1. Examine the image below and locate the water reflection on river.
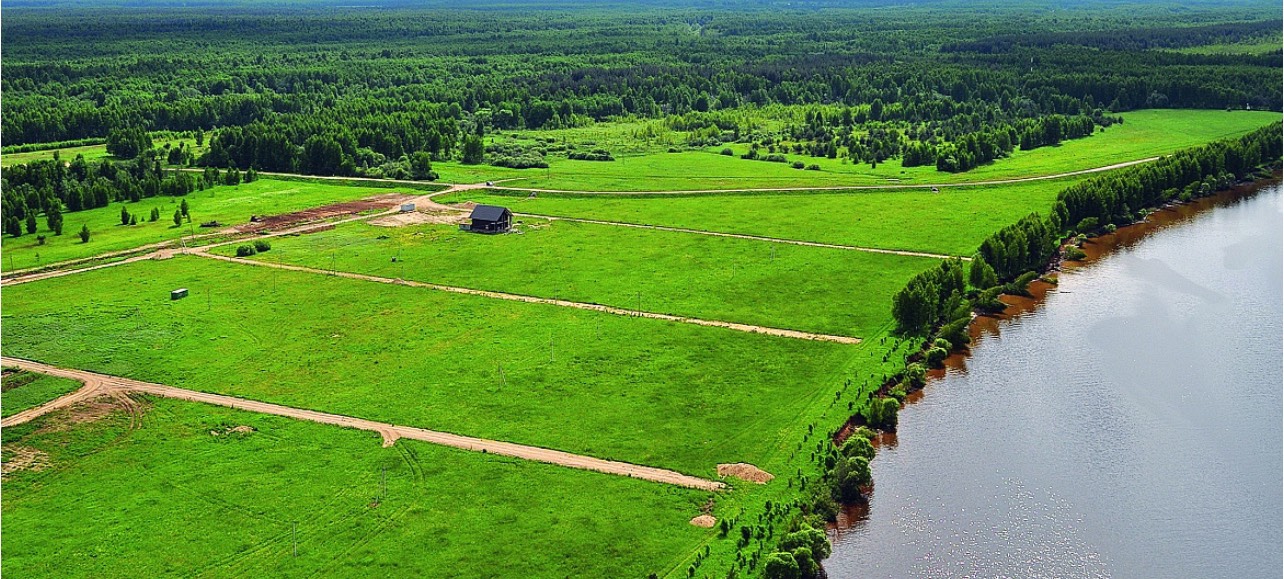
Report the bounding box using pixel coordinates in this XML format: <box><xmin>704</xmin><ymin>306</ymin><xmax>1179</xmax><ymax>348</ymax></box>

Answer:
<box><xmin>826</xmin><ymin>181</ymin><xmax>1283</xmax><ymax>579</ymax></box>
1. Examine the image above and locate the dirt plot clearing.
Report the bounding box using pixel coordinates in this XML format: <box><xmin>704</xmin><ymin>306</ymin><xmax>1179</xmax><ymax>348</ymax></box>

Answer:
<box><xmin>369</xmin><ymin>210</ymin><xmax>468</xmax><ymax>227</ymax></box>
<box><xmin>236</xmin><ymin>193</ymin><xmax>415</xmax><ymax>233</ymax></box>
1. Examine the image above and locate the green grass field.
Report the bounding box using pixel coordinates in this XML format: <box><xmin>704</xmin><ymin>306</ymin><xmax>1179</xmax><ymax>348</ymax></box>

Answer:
<box><xmin>432</xmin><ymin>110</ymin><xmax>1279</xmax><ymax>191</ymax></box>
<box><xmin>1</xmin><ymin>256</ymin><xmax>857</xmax><ymax>476</ymax></box>
<box><xmin>1</xmin><ymin>396</ymin><xmax>711</xmax><ymax>578</ymax></box>
<box><xmin>215</xmin><ymin>219</ymin><xmax>936</xmax><ymax>337</ymax></box>
<box><xmin>439</xmin><ymin>178</ymin><xmax>1076</xmax><ymax>257</ymax></box>
<box><xmin>1</xmin><ymin>178</ymin><xmax>413</xmax><ymax>272</ymax></box>
<box><xmin>1</xmin><ymin>370</ymin><xmax>82</xmax><ymax>418</ymax></box>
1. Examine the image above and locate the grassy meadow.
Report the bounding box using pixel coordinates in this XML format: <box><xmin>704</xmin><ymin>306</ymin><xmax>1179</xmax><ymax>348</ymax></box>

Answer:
<box><xmin>1</xmin><ymin>370</ymin><xmax>82</xmax><ymax>418</ymax></box>
<box><xmin>0</xmin><ymin>256</ymin><xmax>858</xmax><ymax>476</ymax></box>
<box><xmin>432</xmin><ymin>110</ymin><xmax>1279</xmax><ymax>191</ymax></box>
<box><xmin>215</xmin><ymin>219</ymin><xmax>938</xmax><ymax>337</ymax></box>
<box><xmin>0</xmin><ymin>178</ymin><xmax>413</xmax><ymax>272</ymax></box>
<box><xmin>440</xmin><ymin>178</ymin><xmax>1077</xmax><ymax>257</ymax></box>
<box><xmin>1</xmin><ymin>397</ymin><xmax>711</xmax><ymax>578</ymax></box>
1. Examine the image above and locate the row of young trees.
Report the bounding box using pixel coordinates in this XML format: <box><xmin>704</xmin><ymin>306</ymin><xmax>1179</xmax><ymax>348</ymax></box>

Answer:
<box><xmin>892</xmin><ymin>121</ymin><xmax>1283</xmax><ymax>335</ymax></box>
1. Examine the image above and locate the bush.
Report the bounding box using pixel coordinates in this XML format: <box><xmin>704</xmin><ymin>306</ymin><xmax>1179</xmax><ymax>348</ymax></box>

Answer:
<box><xmin>235</xmin><ymin>244</ymin><xmax>257</xmax><ymax>257</ymax></box>
<box><xmin>805</xmin><ymin>164</ymin><xmax>821</xmax><ymax>170</ymax></box>
<box><xmin>763</xmin><ymin>552</ymin><xmax>800</xmax><ymax>579</ymax></box>
<box><xmin>840</xmin><ymin>435</ymin><xmax>876</xmax><ymax>461</ymax></box>
<box><xmin>763</xmin><ymin>153</ymin><xmax>789</xmax><ymax>163</ymax></box>
<box><xmin>253</xmin><ymin>239</ymin><xmax>272</xmax><ymax>252</ymax></box>
<box><xmin>568</xmin><ymin>148</ymin><xmax>614</xmax><ymax>161</ymax></box>
<box><xmin>1062</xmin><ymin>246</ymin><xmax>1087</xmax><ymax>261</ymax></box>
<box><xmin>790</xmin><ymin>161</ymin><xmax>805</xmax><ymax>169</ymax></box>
<box><xmin>720</xmin><ymin>147</ymin><xmax>734</xmax><ymax>156</ymax></box>
<box><xmin>832</xmin><ymin>456</ymin><xmax>872</xmax><ymax>501</ymax></box>
<box><xmin>1075</xmin><ymin>216</ymin><xmax>1099</xmax><ymax>234</ymax></box>
<box><xmin>490</xmin><ymin>154</ymin><xmax>548</xmax><ymax>169</ymax></box>
<box><xmin>925</xmin><ymin>346</ymin><xmax>949</xmax><ymax>367</ymax></box>
<box><xmin>1104</xmin><ymin>223</ymin><xmax>1117</xmax><ymax>233</ymax></box>
<box><xmin>904</xmin><ymin>362</ymin><xmax>928</xmax><ymax>388</ymax></box>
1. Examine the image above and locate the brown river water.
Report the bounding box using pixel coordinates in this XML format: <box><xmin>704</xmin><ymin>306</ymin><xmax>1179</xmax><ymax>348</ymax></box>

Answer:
<box><xmin>826</xmin><ymin>179</ymin><xmax>1283</xmax><ymax>578</ymax></box>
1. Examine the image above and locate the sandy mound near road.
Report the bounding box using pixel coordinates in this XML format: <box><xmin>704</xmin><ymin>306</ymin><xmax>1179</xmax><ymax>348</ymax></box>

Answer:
<box><xmin>689</xmin><ymin>514</ymin><xmax>717</xmax><ymax>528</ymax></box>
<box><xmin>717</xmin><ymin>463</ymin><xmax>774</xmax><ymax>484</ymax></box>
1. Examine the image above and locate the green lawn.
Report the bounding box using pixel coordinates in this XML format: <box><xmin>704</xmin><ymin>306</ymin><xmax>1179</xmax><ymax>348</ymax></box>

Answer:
<box><xmin>1</xmin><ymin>396</ymin><xmax>711</xmax><ymax>578</ymax></box>
<box><xmin>1</xmin><ymin>256</ymin><xmax>856</xmax><ymax>476</ymax></box>
<box><xmin>216</xmin><ymin>219</ymin><xmax>935</xmax><ymax>337</ymax></box>
<box><xmin>434</xmin><ymin>110</ymin><xmax>1279</xmax><ymax>191</ymax></box>
<box><xmin>1</xmin><ymin>178</ymin><xmax>413</xmax><ymax>272</ymax></box>
<box><xmin>1</xmin><ymin>369</ymin><xmax>82</xmax><ymax>418</ymax></box>
<box><xmin>440</xmin><ymin>178</ymin><xmax>1077</xmax><ymax>257</ymax></box>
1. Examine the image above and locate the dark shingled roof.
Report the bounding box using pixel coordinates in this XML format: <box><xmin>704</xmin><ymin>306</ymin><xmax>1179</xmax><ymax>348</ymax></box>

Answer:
<box><xmin>470</xmin><ymin>204</ymin><xmax>511</xmax><ymax>222</ymax></box>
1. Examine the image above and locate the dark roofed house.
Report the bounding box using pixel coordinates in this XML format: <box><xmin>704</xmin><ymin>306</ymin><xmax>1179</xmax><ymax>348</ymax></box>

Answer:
<box><xmin>461</xmin><ymin>204</ymin><xmax>513</xmax><ymax>234</ymax></box>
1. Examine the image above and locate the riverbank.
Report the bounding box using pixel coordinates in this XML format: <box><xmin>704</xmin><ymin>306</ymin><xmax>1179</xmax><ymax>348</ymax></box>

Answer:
<box><xmin>824</xmin><ymin>172</ymin><xmax>1282</xmax><ymax>577</ymax></box>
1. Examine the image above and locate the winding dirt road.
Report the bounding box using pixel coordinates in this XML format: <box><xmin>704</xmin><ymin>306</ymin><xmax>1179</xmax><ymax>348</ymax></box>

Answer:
<box><xmin>0</xmin><ymin>357</ymin><xmax>725</xmax><ymax>491</ymax></box>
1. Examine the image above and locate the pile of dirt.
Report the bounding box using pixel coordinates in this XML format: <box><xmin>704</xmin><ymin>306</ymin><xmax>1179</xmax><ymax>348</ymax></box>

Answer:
<box><xmin>1</xmin><ymin>446</ymin><xmax>51</xmax><ymax>478</ymax></box>
<box><xmin>236</xmin><ymin>194</ymin><xmax>414</xmax><ymax>233</ymax></box>
<box><xmin>717</xmin><ymin>463</ymin><xmax>774</xmax><ymax>484</ymax></box>
<box><xmin>689</xmin><ymin>514</ymin><xmax>717</xmax><ymax>528</ymax></box>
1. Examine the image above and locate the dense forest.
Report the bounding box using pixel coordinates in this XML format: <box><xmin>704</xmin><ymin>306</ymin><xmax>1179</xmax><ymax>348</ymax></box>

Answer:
<box><xmin>2</xmin><ymin>1</ymin><xmax>1279</xmax><ymax>179</ymax></box>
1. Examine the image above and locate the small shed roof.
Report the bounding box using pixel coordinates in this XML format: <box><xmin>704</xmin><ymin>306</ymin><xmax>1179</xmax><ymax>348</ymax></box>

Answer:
<box><xmin>470</xmin><ymin>204</ymin><xmax>511</xmax><ymax>222</ymax></box>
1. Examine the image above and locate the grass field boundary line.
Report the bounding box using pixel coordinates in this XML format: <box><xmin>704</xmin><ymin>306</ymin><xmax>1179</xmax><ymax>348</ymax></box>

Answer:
<box><xmin>514</xmin><ymin>212</ymin><xmax>968</xmax><ymax>260</ymax></box>
<box><xmin>195</xmin><ymin>251</ymin><xmax>864</xmax><ymax>344</ymax></box>
<box><xmin>0</xmin><ymin>357</ymin><xmax>727</xmax><ymax>491</ymax></box>
<box><xmin>480</xmin><ymin>157</ymin><xmax>1160</xmax><ymax>195</ymax></box>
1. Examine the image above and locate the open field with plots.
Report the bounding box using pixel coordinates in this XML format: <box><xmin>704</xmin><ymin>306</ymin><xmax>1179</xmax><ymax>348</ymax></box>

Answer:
<box><xmin>0</xmin><ymin>369</ymin><xmax>82</xmax><ymax>418</ymax></box>
<box><xmin>0</xmin><ymin>179</ymin><xmax>419</xmax><ymax>272</ymax></box>
<box><xmin>214</xmin><ymin>218</ymin><xmax>938</xmax><ymax>337</ymax></box>
<box><xmin>431</xmin><ymin>110</ymin><xmax>1279</xmax><ymax>191</ymax></box>
<box><xmin>0</xmin><ymin>256</ymin><xmax>858</xmax><ymax>477</ymax></box>
<box><xmin>440</xmin><ymin>179</ymin><xmax>1077</xmax><ymax>257</ymax></box>
<box><xmin>1</xmin><ymin>396</ymin><xmax>711</xmax><ymax>578</ymax></box>
<box><xmin>4</xmin><ymin>2</ymin><xmax>1279</xmax><ymax>577</ymax></box>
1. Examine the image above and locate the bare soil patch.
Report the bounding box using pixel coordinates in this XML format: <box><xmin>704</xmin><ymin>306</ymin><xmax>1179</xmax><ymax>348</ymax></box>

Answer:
<box><xmin>236</xmin><ymin>194</ymin><xmax>414</xmax><ymax>233</ymax></box>
<box><xmin>35</xmin><ymin>395</ymin><xmax>132</xmax><ymax>433</ymax></box>
<box><xmin>369</xmin><ymin>211</ymin><xmax>467</xmax><ymax>227</ymax></box>
<box><xmin>210</xmin><ymin>425</ymin><xmax>257</xmax><ymax>437</ymax></box>
<box><xmin>1</xmin><ymin>446</ymin><xmax>51</xmax><ymax>478</ymax></box>
<box><xmin>689</xmin><ymin>514</ymin><xmax>717</xmax><ymax>528</ymax></box>
<box><xmin>717</xmin><ymin>463</ymin><xmax>774</xmax><ymax>484</ymax></box>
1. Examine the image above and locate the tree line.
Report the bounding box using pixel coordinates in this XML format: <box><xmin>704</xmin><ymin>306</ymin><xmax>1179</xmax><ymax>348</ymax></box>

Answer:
<box><xmin>892</xmin><ymin>121</ymin><xmax>1283</xmax><ymax>336</ymax></box>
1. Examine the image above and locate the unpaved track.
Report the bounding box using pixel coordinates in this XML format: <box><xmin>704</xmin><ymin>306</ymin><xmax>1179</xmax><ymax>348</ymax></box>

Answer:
<box><xmin>0</xmin><ymin>357</ymin><xmax>725</xmax><ymax>491</ymax></box>
<box><xmin>195</xmin><ymin>251</ymin><xmax>862</xmax><ymax>345</ymax></box>
<box><xmin>514</xmin><ymin>213</ymin><xmax>968</xmax><ymax>260</ymax></box>
<box><xmin>483</xmin><ymin>157</ymin><xmax>1160</xmax><ymax>196</ymax></box>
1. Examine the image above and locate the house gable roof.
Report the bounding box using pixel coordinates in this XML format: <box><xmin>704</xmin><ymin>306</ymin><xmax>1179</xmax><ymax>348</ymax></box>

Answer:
<box><xmin>470</xmin><ymin>204</ymin><xmax>511</xmax><ymax>222</ymax></box>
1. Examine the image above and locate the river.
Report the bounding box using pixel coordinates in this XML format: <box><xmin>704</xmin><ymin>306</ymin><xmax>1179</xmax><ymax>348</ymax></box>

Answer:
<box><xmin>826</xmin><ymin>180</ymin><xmax>1283</xmax><ymax>579</ymax></box>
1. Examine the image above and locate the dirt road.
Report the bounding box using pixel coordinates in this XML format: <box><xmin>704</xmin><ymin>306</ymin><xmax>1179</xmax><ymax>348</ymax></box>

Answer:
<box><xmin>0</xmin><ymin>357</ymin><xmax>725</xmax><ymax>491</ymax></box>
<box><xmin>515</xmin><ymin>213</ymin><xmax>968</xmax><ymax>260</ymax></box>
<box><xmin>196</xmin><ymin>251</ymin><xmax>863</xmax><ymax>344</ymax></box>
<box><xmin>481</xmin><ymin>157</ymin><xmax>1160</xmax><ymax>196</ymax></box>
